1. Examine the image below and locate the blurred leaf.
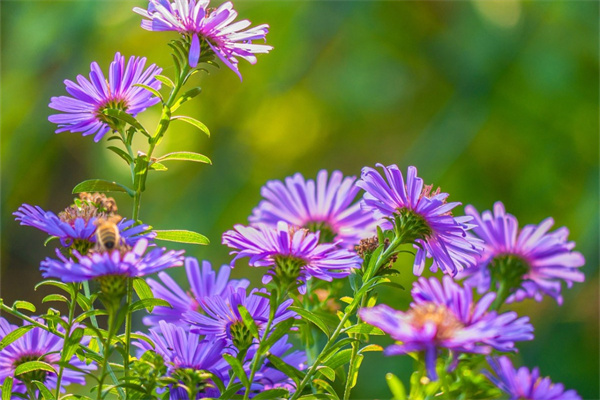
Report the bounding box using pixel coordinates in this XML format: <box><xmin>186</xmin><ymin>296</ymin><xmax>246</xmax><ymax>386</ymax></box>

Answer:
<box><xmin>154</xmin><ymin>230</ymin><xmax>209</xmax><ymax>245</ymax></box>
<box><xmin>266</xmin><ymin>354</ymin><xmax>304</xmax><ymax>385</ymax></box>
<box><xmin>107</xmin><ymin>146</ymin><xmax>133</xmax><ymax>164</ymax></box>
<box><xmin>133</xmin><ymin>83</ymin><xmax>163</xmax><ymax>100</ymax></box>
<box><xmin>42</xmin><ymin>294</ymin><xmax>68</xmax><ymax>304</ymax></box>
<box><xmin>149</xmin><ymin>162</ymin><xmax>168</xmax><ymax>171</ymax></box>
<box><xmin>386</xmin><ymin>373</ymin><xmax>407</xmax><ymax>400</ymax></box>
<box><xmin>72</xmin><ymin>179</ymin><xmax>134</xmax><ymax>197</ymax></box>
<box><xmin>343</xmin><ymin>324</ymin><xmax>385</xmax><ymax>336</ymax></box>
<box><xmin>170</xmin><ymin>116</ymin><xmax>210</xmax><ymax>137</ymax></box>
<box><xmin>317</xmin><ymin>365</ymin><xmax>336</xmax><ymax>382</ymax></box>
<box><xmin>102</xmin><ymin>109</ymin><xmax>148</xmax><ymax>136</ymax></box>
<box><xmin>289</xmin><ymin>306</ymin><xmax>330</xmax><ymax>338</ymax></box>
<box><xmin>1</xmin><ymin>376</ymin><xmax>12</xmax><ymax>400</ymax></box>
<box><xmin>252</xmin><ymin>388</ymin><xmax>289</xmax><ymax>400</ymax></box>
<box><xmin>32</xmin><ymin>381</ymin><xmax>54</xmax><ymax>400</ymax></box>
<box><xmin>155</xmin><ymin>75</ymin><xmax>174</xmax><ymax>88</ymax></box>
<box><xmin>313</xmin><ymin>379</ymin><xmax>340</xmax><ymax>399</ymax></box>
<box><xmin>157</xmin><ymin>151</ymin><xmax>211</xmax><ymax>164</ymax></box>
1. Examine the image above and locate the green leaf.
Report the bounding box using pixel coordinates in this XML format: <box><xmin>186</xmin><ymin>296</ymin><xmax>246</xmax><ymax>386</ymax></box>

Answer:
<box><xmin>157</xmin><ymin>151</ymin><xmax>211</xmax><ymax>164</ymax></box>
<box><xmin>153</xmin><ymin>230</ymin><xmax>209</xmax><ymax>245</ymax></box>
<box><xmin>107</xmin><ymin>146</ymin><xmax>133</xmax><ymax>164</ymax></box>
<box><xmin>343</xmin><ymin>324</ymin><xmax>385</xmax><ymax>336</ymax></box>
<box><xmin>63</xmin><ymin>328</ymin><xmax>85</xmax><ymax>361</ymax></box>
<box><xmin>266</xmin><ymin>354</ymin><xmax>304</xmax><ymax>385</ymax></box>
<box><xmin>15</xmin><ymin>361</ymin><xmax>56</xmax><ymax>376</ymax></box>
<box><xmin>323</xmin><ymin>349</ymin><xmax>353</xmax><ymax>370</ymax></box>
<box><xmin>74</xmin><ymin>309</ymin><xmax>107</xmax><ymax>324</ymax></box>
<box><xmin>13</xmin><ymin>300</ymin><xmax>36</xmax><ymax>313</ymax></box>
<box><xmin>386</xmin><ymin>373</ymin><xmax>408</xmax><ymax>400</ymax></box>
<box><xmin>155</xmin><ymin>75</ymin><xmax>175</xmax><ymax>88</ymax></box>
<box><xmin>43</xmin><ymin>236</ymin><xmax>59</xmax><ymax>246</ymax></box>
<box><xmin>346</xmin><ymin>354</ymin><xmax>363</xmax><ymax>391</ymax></box>
<box><xmin>133</xmin><ymin>278</ymin><xmax>154</xmax><ymax>301</ymax></box>
<box><xmin>313</xmin><ymin>379</ymin><xmax>340</xmax><ymax>399</ymax></box>
<box><xmin>359</xmin><ymin>344</ymin><xmax>384</xmax><ymax>353</ymax></box>
<box><xmin>170</xmin><ymin>87</ymin><xmax>201</xmax><ymax>112</ymax></box>
<box><xmin>252</xmin><ymin>388</ymin><xmax>290</xmax><ymax>400</ymax></box>
<box><xmin>1</xmin><ymin>376</ymin><xmax>12</xmax><ymax>400</ymax></box>
<box><xmin>75</xmin><ymin>295</ymin><xmax>92</xmax><ymax>312</ymax></box>
<box><xmin>72</xmin><ymin>179</ymin><xmax>134</xmax><ymax>197</ymax></box>
<box><xmin>35</xmin><ymin>280</ymin><xmax>72</xmax><ymax>295</ymax></box>
<box><xmin>170</xmin><ymin>116</ymin><xmax>210</xmax><ymax>137</ymax></box>
<box><xmin>316</xmin><ymin>366</ymin><xmax>336</xmax><ymax>382</ymax></box>
<box><xmin>102</xmin><ymin>108</ymin><xmax>148</xmax><ymax>135</ymax></box>
<box><xmin>263</xmin><ymin>318</ymin><xmax>295</xmax><ymax>349</ymax></box>
<box><xmin>149</xmin><ymin>162</ymin><xmax>168</xmax><ymax>171</ymax></box>
<box><xmin>133</xmin><ymin>83</ymin><xmax>163</xmax><ymax>100</ymax></box>
<box><xmin>130</xmin><ymin>298</ymin><xmax>171</xmax><ymax>313</ymax></box>
<box><xmin>42</xmin><ymin>294</ymin><xmax>68</xmax><ymax>304</ymax></box>
<box><xmin>237</xmin><ymin>305</ymin><xmax>259</xmax><ymax>339</ymax></box>
<box><xmin>218</xmin><ymin>383</ymin><xmax>244</xmax><ymax>400</ymax></box>
<box><xmin>288</xmin><ymin>306</ymin><xmax>330</xmax><ymax>338</ymax></box>
<box><xmin>222</xmin><ymin>353</ymin><xmax>249</xmax><ymax>388</ymax></box>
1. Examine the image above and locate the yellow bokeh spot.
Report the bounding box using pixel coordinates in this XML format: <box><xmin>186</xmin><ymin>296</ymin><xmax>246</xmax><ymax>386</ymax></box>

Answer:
<box><xmin>473</xmin><ymin>0</ymin><xmax>522</xmax><ymax>29</ymax></box>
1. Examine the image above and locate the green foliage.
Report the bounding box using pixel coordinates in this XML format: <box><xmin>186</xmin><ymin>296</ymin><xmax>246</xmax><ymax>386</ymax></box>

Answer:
<box><xmin>153</xmin><ymin>229</ymin><xmax>209</xmax><ymax>245</ymax></box>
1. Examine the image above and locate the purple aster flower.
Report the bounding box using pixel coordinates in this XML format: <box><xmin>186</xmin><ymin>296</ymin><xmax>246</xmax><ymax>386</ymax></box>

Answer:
<box><xmin>484</xmin><ymin>356</ymin><xmax>581</xmax><ymax>400</ymax></box>
<box><xmin>184</xmin><ymin>287</ymin><xmax>296</xmax><ymax>349</ymax></box>
<box><xmin>133</xmin><ymin>0</ymin><xmax>272</xmax><ymax>79</ymax></box>
<box><xmin>457</xmin><ymin>202</ymin><xmax>585</xmax><ymax>305</ymax></box>
<box><xmin>249</xmin><ymin>170</ymin><xmax>376</xmax><ymax>249</ymax></box>
<box><xmin>134</xmin><ymin>321</ymin><xmax>227</xmax><ymax>398</ymax></box>
<box><xmin>40</xmin><ymin>239</ymin><xmax>184</xmax><ymax>292</ymax></box>
<box><xmin>357</xmin><ymin>164</ymin><xmax>483</xmax><ymax>277</ymax></box>
<box><xmin>222</xmin><ymin>221</ymin><xmax>362</xmax><ymax>286</ymax></box>
<box><xmin>14</xmin><ymin>204</ymin><xmax>154</xmax><ymax>249</ymax></box>
<box><xmin>143</xmin><ymin>257</ymin><xmax>250</xmax><ymax>326</ymax></box>
<box><xmin>359</xmin><ymin>276</ymin><xmax>533</xmax><ymax>380</ymax></box>
<box><xmin>49</xmin><ymin>52</ymin><xmax>162</xmax><ymax>142</ymax></box>
<box><xmin>0</xmin><ymin>317</ymin><xmax>95</xmax><ymax>396</ymax></box>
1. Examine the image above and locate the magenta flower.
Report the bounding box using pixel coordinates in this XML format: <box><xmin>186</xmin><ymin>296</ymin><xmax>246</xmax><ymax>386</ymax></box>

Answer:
<box><xmin>360</xmin><ymin>276</ymin><xmax>533</xmax><ymax>380</ymax></box>
<box><xmin>484</xmin><ymin>356</ymin><xmax>581</xmax><ymax>400</ymax></box>
<box><xmin>357</xmin><ymin>164</ymin><xmax>482</xmax><ymax>276</ymax></box>
<box><xmin>249</xmin><ymin>170</ymin><xmax>376</xmax><ymax>249</ymax></box>
<box><xmin>49</xmin><ymin>52</ymin><xmax>162</xmax><ymax>142</ymax></box>
<box><xmin>143</xmin><ymin>257</ymin><xmax>249</xmax><ymax>326</ymax></box>
<box><xmin>0</xmin><ymin>318</ymin><xmax>95</xmax><ymax>396</ymax></box>
<box><xmin>133</xmin><ymin>0</ymin><xmax>272</xmax><ymax>79</ymax></box>
<box><xmin>457</xmin><ymin>202</ymin><xmax>585</xmax><ymax>305</ymax></box>
<box><xmin>222</xmin><ymin>221</ymin><xmax>362</xmax><ymax>286</ymax></box>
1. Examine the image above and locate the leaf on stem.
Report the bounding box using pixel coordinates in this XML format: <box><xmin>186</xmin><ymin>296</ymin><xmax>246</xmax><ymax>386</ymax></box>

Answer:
<box><xmin>107</xmin><ymin>146</ymin><xmax>133</xmax><ymax>164</ymax></box>
<box><xmin>222</xmin><ymin>353</ymin><xmax>249</xmax><ymax>388</ymax></box>
<box><xmin>129</xmin><ymin>298</ymin><xmax>171</xmax><ymax>313</ymax></box>
<box><xmin>1</xmin><ymin>376</ymin><xmax>12</xmax><ymax>400</ymax></box>
<box><xmin>32</xmin><ymin>381</ymin><xmax>54</xmax><ymax>400</ymax></box>
<box><xmin>153</xmin><ymin>230</ymin><xmax>209</xmax><ymax>245</ymax></box>
<box><xmin>14</xmin><ymin>361</ymin><xmax>56</xmax><ymax>376</ymax></box>
<box><xmin>237</xmin><ymin>305</ymin><xmax>260</xmax><ymax>339</ymax></box>
<box><xmin>266</xmin><ymin>354</ymin><xmax>304</xmax><ymax>385</ymax></box>
<box><xmin>13</xmin><ymin>300</ymin><xmax>36</xmax><ymax>313</ymax></box>
<box><xmin>288</xmin><ymin>306</ymin><xmax>330</xmax><ymax>338</ymax></box>
<box><xmin>252</xmin><ymin>388</ymin><xmax>290</xmax><ymax>400</ymax></box>
<box><xmin>155</xmin><ymin>75</ymin><xmax>175</xmax><ymax>88</ymax></box>
<box><xmin>102</xmin><ymin>109</ymin><xmax>149</xmax><ymax>136</ymax></box>
<box><xmin>170</xmin><ymin>87</ymin><xmax>201</xmax><ymax>112</ymax></box>
<box><xmin>133</xmin><ymin>83</ymin><xmax>163</xmax><ymax>101</ymax></box>
<box><xmin>386</xmin><ymin>373</ymin><xmax>408</xmax><ymax>400</ymax></box>
<box><xmin>343</xmin><ymin>324</ymin><xmax>385</xmax><ymax>336</ymax></box>
<box><xmin>157</xmin><ymin>151</ymin><xmax>211</xmax><ymax>164</ymax></box>
<box><xmin>170</xmin><ymin>116</ymin><xmax>210</xmax><ymax>137</ymax></box>
<box><xmin>72</xmin><ymin>179</ymin><xmax>135</xmax><ymax>197</ymax></box>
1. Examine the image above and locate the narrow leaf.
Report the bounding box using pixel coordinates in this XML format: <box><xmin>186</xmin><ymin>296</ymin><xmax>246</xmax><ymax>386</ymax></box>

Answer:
<box><xmin>386</xmin><ymin>373</ymin><xmax>408</xmax><ymax>400</ymax></box>
<box><xmin>15</xmin><ymin>361</ymin><xmax>56</xmax><ymax>376</ymax></box>
<box><xmin>359</xmin><ymin>344</ymin><xmax>384</xmax><ymax>353</ymax></box>
<box><xmin>72</xmin><ymin>179</ymin><xmax>134</xmax><ymax>197</ymax></box>
<box><xmin>252</xmin><ymin>388</ymin><xmax>289</xmax><ymax>400</ymax></box>
<box><xmin>130</xmin><ymin>298</ymin><xmax>171</xmax><ymax>313</ymax></box>
<box><xmin>170</xmin><ymin>87</ymin><xmax>201</xmax><ymax>112</ymax></box>
<box><xmin>154</xmin><ymin>230</ymin><xmax>209</xmax><ymax>245</ymax></box>
<box><xmin>343</xmin><ymin>324</ymin><xmax>385</xmax><ymax>336</ymax></box>
<box><xmin>42</xmin><ymin>294</ymin><xmax>68</xmax><ymax>304</ymax></box>
<box><xmin>222</xmin><ymin>353</ymin><xmax>249</xmax><ymax>388</ymax></box>
<box><xmin>43</xmin><ymin>236</ymin><xmax>59</xmax><ymax>246</ymax></box>
<box><xmin>317</xmin><ymin>366</ymin><xmax>336</xmax><ymax>382</ymax></box>
<box><xmin>237</xmin><ymin>306</ymin><xmax>259</xmax><ymax>339</ymax></box>
<box><xmin>133</xmin><ymin>278</ymin><xmax>154</xmax><ymax>301</ymax></box>
<box><xmin>102</xmin><ymin>109</ymin><xmax>148</xmax><ymax>135</ymax></box>
<box><xmin>266</xmin><ymin>354</ymin><xmax>304</xmax><ymax>385</ymax></box>
<box><xmin>133</xmin><ymin>83</ymin><xmax>163</xmax><ymax>100</ymax></box>
<box><xmin>1</xmin><ymin>376</ymin><xmax>12</xmax><ymax>400</ymax></box>
<box><xmin>149</xmin><ymin>162</ymin><xmax>168</xmax><ymax>171</ymax></box>
<box><xmin>323</xmin><ymin>349</ymin><xmax>353</xmax><ymax>370</ymax></box>
<box><xmin>155</xmin><ymin>75</ymin><xmax>174</xmax><ymax>88</ymax></box>
<box><xmin>107</xmin><ymin>146</ymin><xmax>133</xmax><ymax>164</ymax></box>
<box><xmin>288</xmin><ymin>306</ymin><xmax>330</xmax><ymax>338</ymax></box>
<box><xmin>170</xmin><ymin>116</ymin><xmax>210</xmax><ymax>137</ymax></box>
<box><xmin>13</xmin><ymin>300</ymin><xmax>36</xmax><ymax>313</ymax></box>
<box><xmin>157</xmin><ymin>151</ymin><xmax>211</xmax><ymax>164</ymax></box>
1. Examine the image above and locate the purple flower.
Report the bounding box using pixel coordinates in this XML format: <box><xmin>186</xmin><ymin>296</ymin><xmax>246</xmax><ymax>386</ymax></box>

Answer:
<box><xmin>143</xmin><ymin>257</ymin><xmax>250</xmax><ymax>326</ymax></box>
<box><xmin>184</xmin><ymin>287</ymin><xmax>296</xmax><ymax>349</ymax></box>
<box><xmin>252</xmin><ymin>335</ymin><xmax>306</xmax><ymax>393</ymax></box>
<box><xmin>49</xmin><ymin>52</ymin><xmax>162</xmax><ymax>142</ymax></box>
<box><xmin>484</xmin><ymin>356</ymin><xmax>581</xmax><ymax>400</ymax></box>
<box><xmin>0</xmin><ymin>318</ymin><xmax>95</xmax><ymax>396</ymax></box>
<box><xmin>133</xmin><ymin>0</ymin><xmax>272</xmax><ymax>79</ymax></box>
<box><xmin>457</xmin><ymin>202</ymin><xmax>585</xmax><ymax>305</ymax></box>
<box><xmin>359</xmin><ymin>276</ymin><xmax>533</xmax><ymax>380</ymax></box>
<box><xmin>134</xmin><ymin>321</ymin><xmax>227</xmax><ymax>397</ymax></box>
<box><xmin>249</xmin><ymin>170</ymin><xmax>376</xmax><ymax>249</ymax></box>
<box><xmin>40</xmin><ymin>239</ymin><xmax>184</xmax><ymax>283</ymax></box>
<box><xmin>357</xmin><ymin>164</ymin><xmax>483</xmax><ymax>277</ymax></box>
<box><xmin>14</xmin><ymin>204</ymin><xmax>154</xmax><ymax>249</ymax></box>
<box><xmin>222</xmin><ymin>221</ymin><xmax>362</xmax><ymax>285</ymax></box>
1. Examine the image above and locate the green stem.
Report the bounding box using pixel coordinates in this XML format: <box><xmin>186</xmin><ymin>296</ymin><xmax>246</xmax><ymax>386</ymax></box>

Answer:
<box><xmin>25</xmin><ymin>382</ymin><xmax>39</xmax><ymax>400</ymax></box>
<box><xmin>123</xmin><ymin>279</ymin><xmax>134</xmax><ymax>400</ymax></box>
<box><xmin>491</xmin><ymin>280</ymin><xmax>510</xmax><ymax>311</ymax></box>
<box><xmin>343</xmin><ymin>293</ymin><xmax>369</xmax><ymax>400</ymax></box>
<box><xmin>54</xmin><ymin>283</ymin><xmax>79</xmax><ymax>399</ymax></box>
<box><xmin>96</xmin><ymin>303</ymin><xmax>118</xmax><ymax>400</ymax></box>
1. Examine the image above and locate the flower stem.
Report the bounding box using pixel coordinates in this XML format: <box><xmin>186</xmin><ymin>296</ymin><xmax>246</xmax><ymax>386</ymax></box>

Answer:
<box><xmin>54</xmin><ymin>283</ymin><xmax>79</xmax><ymax>399</ymax></box>
<box><xmin>123</xmin><ymin>278</ymin><xmax>134</xmax><ymax>400</ymax></box>
<box><xmin>96</xmin><ymin>302</ymin><xmax>118</xmax><ymax>400</ymax></box>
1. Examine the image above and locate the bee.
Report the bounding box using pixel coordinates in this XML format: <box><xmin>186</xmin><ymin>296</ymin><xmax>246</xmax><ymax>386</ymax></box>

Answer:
<box><xmin>94</xmin><ymin>216</ymin><xmax>123</xmax><ymax>251</ymax></box>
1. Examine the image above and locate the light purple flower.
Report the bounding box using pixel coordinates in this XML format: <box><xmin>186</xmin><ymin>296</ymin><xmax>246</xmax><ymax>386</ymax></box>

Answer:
<box><xmin>184</xmin><ymin>287</ymin><xmax>296</xmax><ymax>348</ymax></box>
<box><xmin>14</xmin><ymin>204</ymin><xmax>154</xmax><ymax>248</ymax></box>
<box><xmin>0</xmin><ymin>318</ymin><xmax>95</xmax><ymax>396</ymax></box>
<box><xmin>249</xmin><ymin>170</ymin><xmax>376</xmax><ymax>249</ymax></box>
<box><xmin>134</xmin><ymin>321</ymin><xmax>227</xmax><ymax>397</ymax></box>
<box><xmin>484</xmin><ymin>356</ymin><xmax>581</xmax><ymax>400</ymax></box>
<box><xmin>40</xmin><ymin>239</ymin><xmax>184</xmax><ymax>282</ymax></box>
<box><xmin>222</xmin><ymin>221</ymin><xmax>362</xmax><ymax>285</ymax></box>
<box><xmin>133</xmin><ymin>0</ymin><xmax>272</xmax><ymax>79</ymax></box>
<box><xmin>49</xmin><ymin>52</ymin><xmax>162</xmax><ymax>142</ymax></box>
<box><xmin>457</xmin><ymin>202</ymin><xmax>585</xmax><ymax>305</ymax></box>
<box><xmin>357</xmin><ymin>164</ymin><xmax>482</xmax><ymax>276</ymax></box>
<box><xmin>143</xmin><ymin>257</ymin><xmax>250</xmax><ymax>326</ymax></box>
<box><xmin>360</xmin><ymin>276</ymin><xmax>533</xmax><ymax>380</ymax></box>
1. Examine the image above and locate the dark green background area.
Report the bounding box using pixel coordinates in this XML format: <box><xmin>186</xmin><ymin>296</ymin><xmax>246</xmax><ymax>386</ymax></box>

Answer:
<box><xmin>1</xmin><ymin>1</ymin><xmax>598</xmax><ymax>398</ymax></box>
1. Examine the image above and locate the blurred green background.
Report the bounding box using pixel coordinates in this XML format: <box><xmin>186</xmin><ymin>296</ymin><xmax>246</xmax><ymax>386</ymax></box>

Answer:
<box><xmin>1</xmin><ymin>1</ymin><xmax>598</xmax><ymax>398</ymax></box>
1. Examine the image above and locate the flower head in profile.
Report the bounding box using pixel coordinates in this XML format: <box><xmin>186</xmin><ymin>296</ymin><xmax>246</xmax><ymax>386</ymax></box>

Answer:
<box><xmin>360</xmin><ymin>276</ymin><xmax>533</xmax><ymax>380</ymax></box>
<box><xmin>49</xmin><ymin>52</ymin><xmax>162</xmax><ymax>142</ymax></box>
<box><xmin>41</xmin><ymin>239</ymin><xmax>184</xmax><ymax>298</ymax></box>
<box><xmin>484</xmin><ymin>356</ymin><xmax>581</xmax><ymax>400</ymax></box>
<box><xmin>184</xmin><ymin>287</ymin><xmax>295</xmax><ymax>350</ymax></box>
<box><xmin>457</xmin><ymin>202</ymin><xmax>585</xmax><ymax>305</ymax></box>
<box><xmin>357</xmin><ymin>164</ymin><xmax>482</xmax><ymax>276</ymax></box>
<box><xmin>143</xmin><ymin>257</ymin><xmax>250</xmax><ymax>326</ymax></box>
<box><xmin>222</xmin><ymin>221</ymin><xmax>362</xmax><ymax>287</ymax></box>
<box><xmin>0</xmin><ymin>318</ymin><xmax>95</xmax><ymax>396</ymax></box>
<box><xmin>15</xmin><ymin>203</ymin><xmax>154</xmax><ymax>251</ymax></box>
<box><xmin>135</xmin><ymin>321</ymin><xmax>227</xmax><ymax>398</ymax></box>
<box><xmin>134</xmin><ymin>0</ymin><xmax>272</xmax><ymax>79</ymax></box>
<box><xmin>250</xmin><ymin>170</ymin><xmax>376</xmax><ymax>249</ymax></box>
